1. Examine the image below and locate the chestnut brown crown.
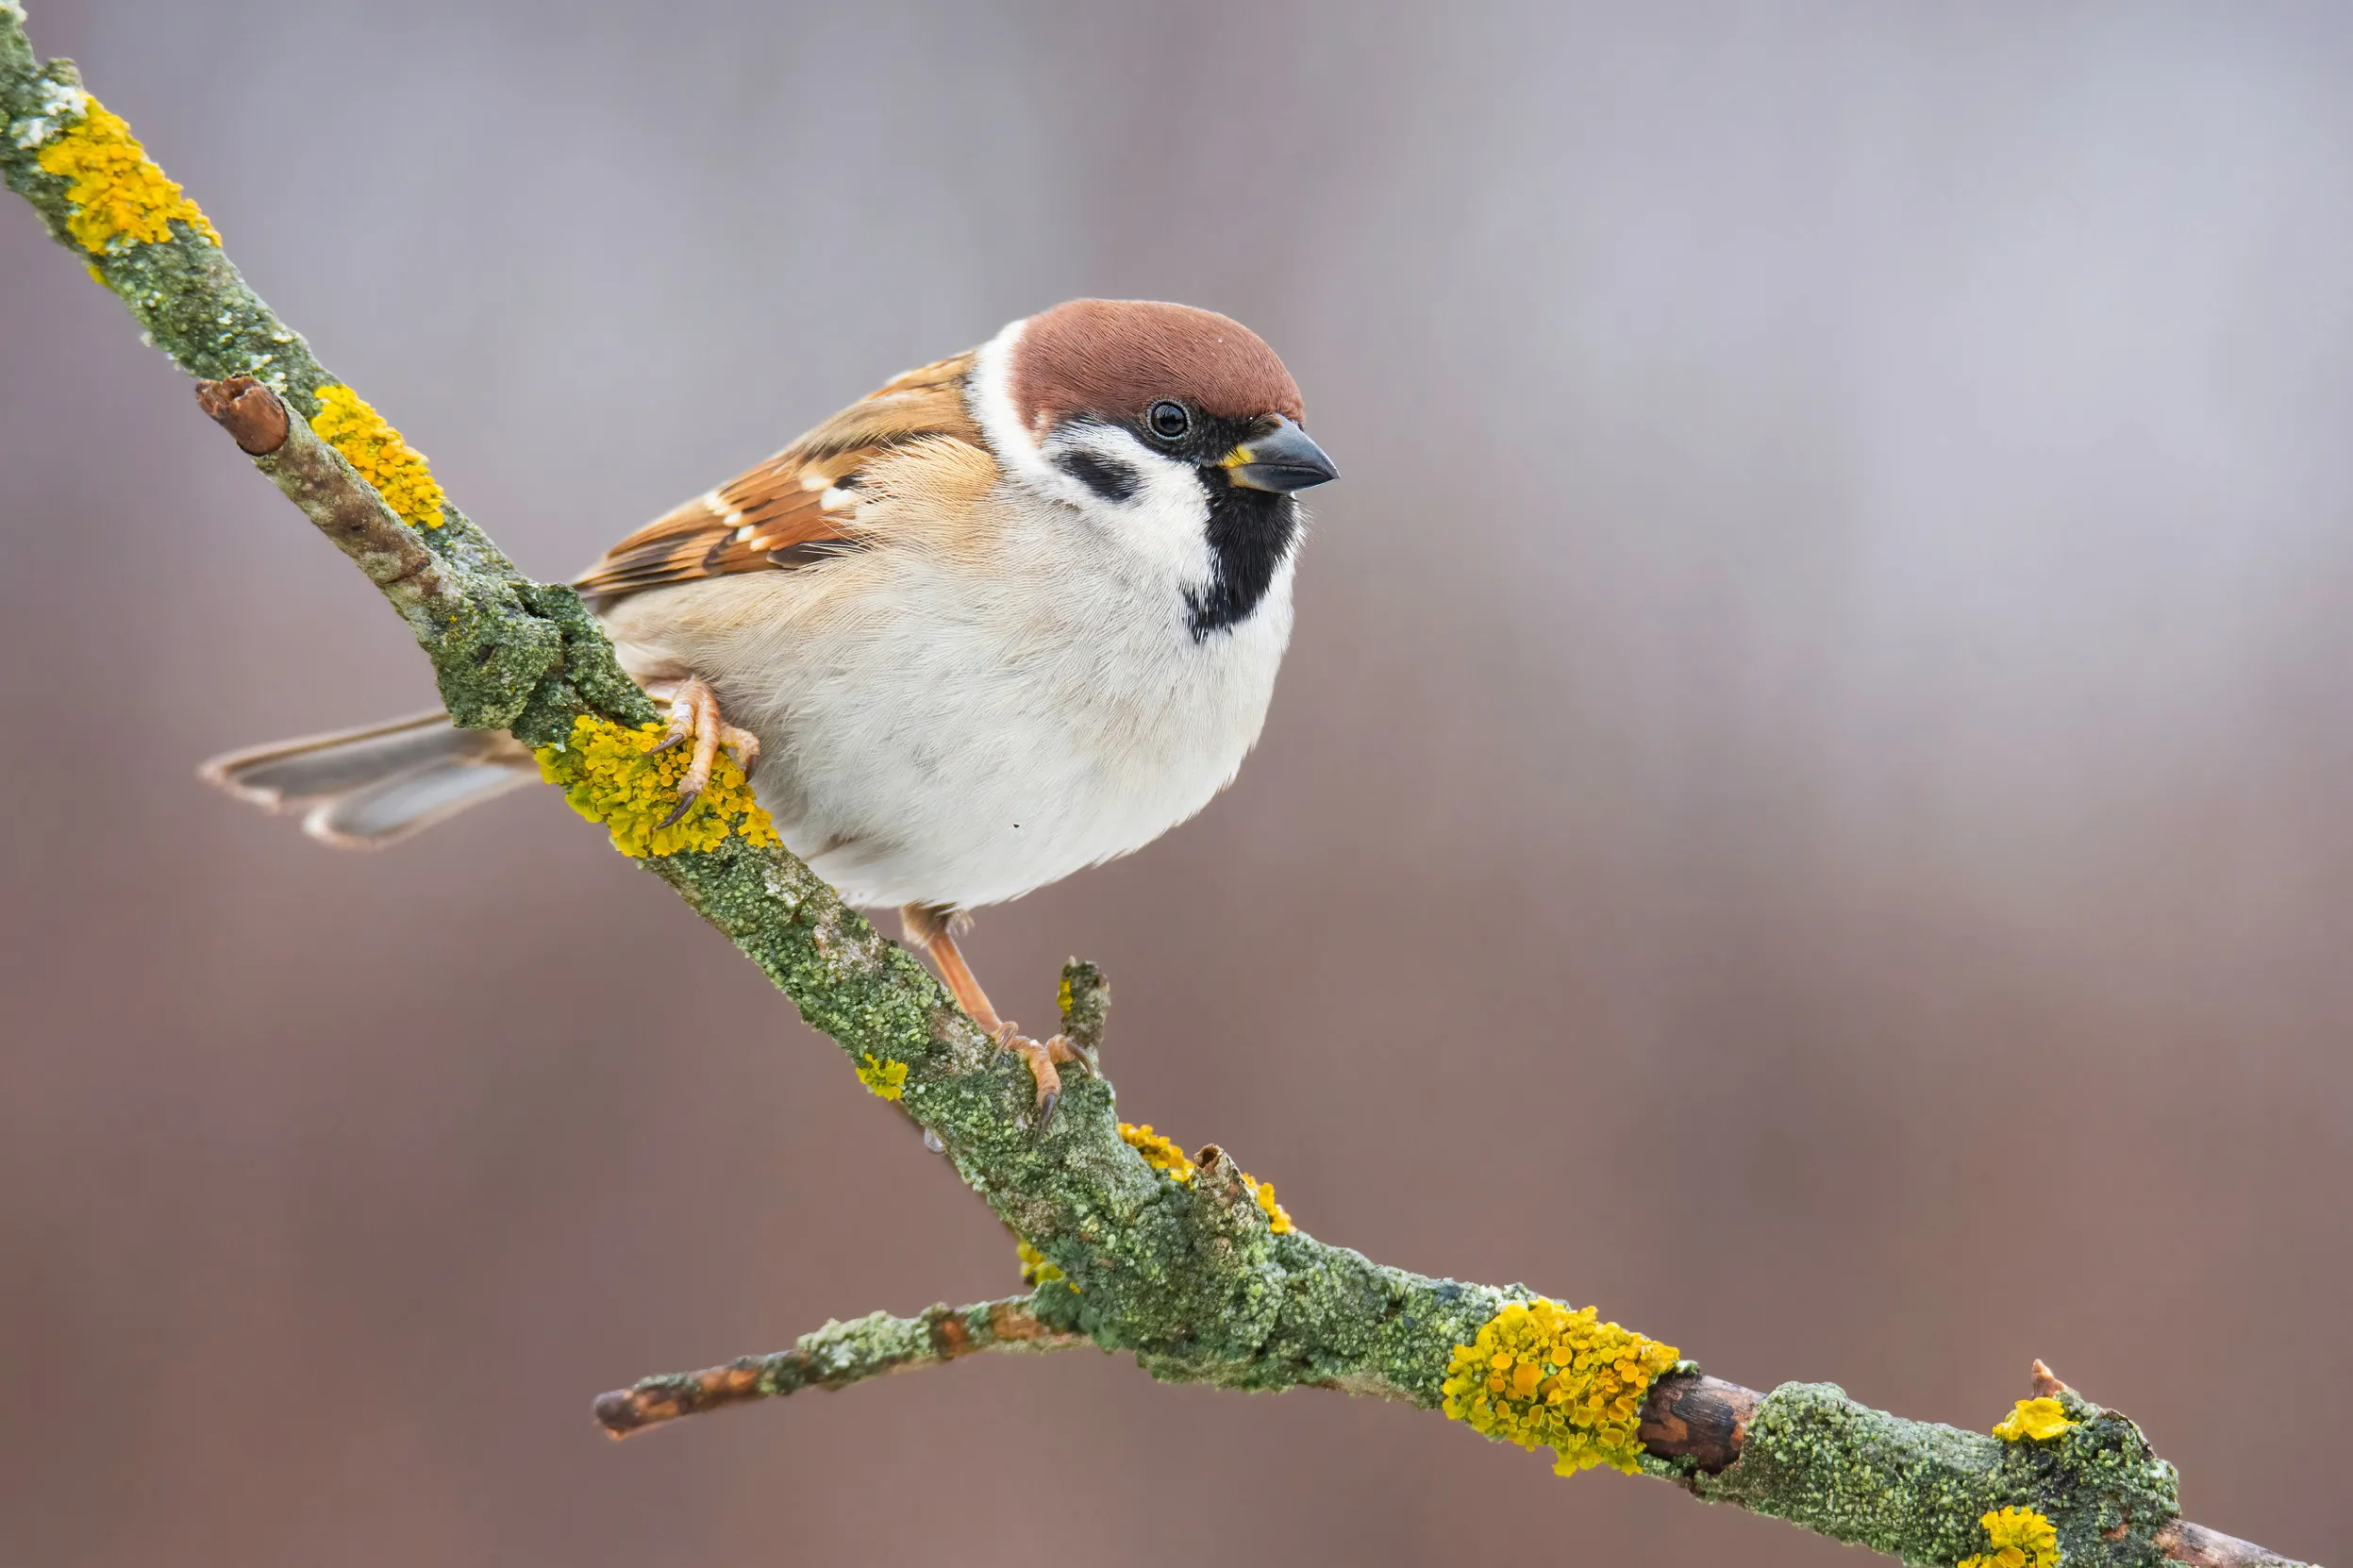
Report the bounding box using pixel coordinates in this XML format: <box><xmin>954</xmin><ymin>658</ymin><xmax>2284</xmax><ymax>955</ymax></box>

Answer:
<box><xmin>1007</xmin><ymin>298</ymin><xmax>1305</xmax><ymax>436</ymax></box>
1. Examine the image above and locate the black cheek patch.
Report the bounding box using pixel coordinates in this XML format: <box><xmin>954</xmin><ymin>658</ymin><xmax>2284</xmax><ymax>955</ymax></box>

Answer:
<box><xmin>1057</xmin><ymin>449</ymin><xmax>1143</xmax><ymax>504</ymax></box>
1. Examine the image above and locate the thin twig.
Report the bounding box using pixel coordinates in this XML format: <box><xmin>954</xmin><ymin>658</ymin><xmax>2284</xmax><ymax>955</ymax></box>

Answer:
<box><xmin>593</xmin><ymin>1295</ymin><xmax>1086</xmax><ymax>1439</ymax></box>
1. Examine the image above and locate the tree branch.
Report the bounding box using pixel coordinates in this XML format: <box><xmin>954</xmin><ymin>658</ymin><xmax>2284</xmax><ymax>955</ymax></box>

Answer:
<box><xmin>0</xmin><ymin>8</ymin><xmax>2312</xmax><ymax>1564</ymax></box>
<box><xmin>592</xmin><ymin>1294</ymin><xmax>1087</xmax><ymax>1438</ymax></box>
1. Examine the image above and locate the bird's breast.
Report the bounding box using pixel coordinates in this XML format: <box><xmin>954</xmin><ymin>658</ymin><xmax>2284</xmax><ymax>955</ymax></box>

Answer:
<box><xmin>753</xmin><ymin>547</ymin><xmax>1293</xmax><ymax>909</ymax></box>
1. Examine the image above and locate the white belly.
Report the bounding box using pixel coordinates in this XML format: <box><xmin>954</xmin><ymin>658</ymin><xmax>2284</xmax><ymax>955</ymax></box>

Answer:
<box><xmin>600</xmin><ymin>529</ymin><xmax>1294</xmax><ymax>911</ymax></box>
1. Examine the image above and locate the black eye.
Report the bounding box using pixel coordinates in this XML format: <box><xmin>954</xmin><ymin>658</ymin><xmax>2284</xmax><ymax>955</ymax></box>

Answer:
<box><xmin>1147</xmin><ymin>400</ymin><xmax>1192</xmax><ymax>442</ymax></box>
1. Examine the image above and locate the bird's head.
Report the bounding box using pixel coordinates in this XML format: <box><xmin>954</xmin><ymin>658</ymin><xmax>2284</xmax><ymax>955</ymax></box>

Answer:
<box><xmin>970</xmin><ymin>298</ymin><xmax>1336</xmax><ymax>636</ymax></box>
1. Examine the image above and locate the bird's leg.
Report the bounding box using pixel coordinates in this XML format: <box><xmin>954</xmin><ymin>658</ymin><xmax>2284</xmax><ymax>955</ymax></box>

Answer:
<box><xmin>650</xmin><ymin>675</ymin><xmax>760</xmax><ymax>826</ymax></box>
<box><xmin>901</xmin><ymin>905</ymin><xmax>1090</xmax><ymax>1131</ymax></box>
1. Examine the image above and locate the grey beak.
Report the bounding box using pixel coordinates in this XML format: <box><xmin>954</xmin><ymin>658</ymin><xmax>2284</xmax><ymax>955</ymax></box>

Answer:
<box><xmin>1221</xmin><ymin>416</ymin><xmax>1339</xmax><ymax>493</ymax></box>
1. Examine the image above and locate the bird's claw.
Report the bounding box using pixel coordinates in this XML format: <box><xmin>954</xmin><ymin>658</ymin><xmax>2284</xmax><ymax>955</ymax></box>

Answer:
<box><xmin>993</xmin><ymin>1023</ymin><xmax>1082</xmax><ymax>1136</ymax></box>
<box><xmin>654</xmin><ymin>676</ymin><xmax>759</xmax><ymax>826</ymax></box>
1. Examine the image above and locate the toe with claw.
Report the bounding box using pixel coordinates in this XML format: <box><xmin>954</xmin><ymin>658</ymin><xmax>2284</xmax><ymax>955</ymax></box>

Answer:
<box><xmin>994</xmin><ymin>1023</ymin><xmax>1090</xmax><ymax>1133</ymax></box>
<box><xmin>653</xmin><ymin>676</ymin><xmax>761</xmax><ymax>826</ymax></box>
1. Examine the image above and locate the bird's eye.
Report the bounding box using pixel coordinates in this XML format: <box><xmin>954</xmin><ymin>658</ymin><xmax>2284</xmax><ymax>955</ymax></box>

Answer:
<box><xmin>1147</xmin><ymin>400</ymin><xmax>1192</xmax><ymax>441</ymax></box>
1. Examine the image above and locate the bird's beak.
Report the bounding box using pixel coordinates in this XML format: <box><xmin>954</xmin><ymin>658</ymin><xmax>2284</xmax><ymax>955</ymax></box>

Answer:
<box><xmin>1221</xmin><ymin>416</ymin><xmax>1339</xmax><ymax>492</ymax></box>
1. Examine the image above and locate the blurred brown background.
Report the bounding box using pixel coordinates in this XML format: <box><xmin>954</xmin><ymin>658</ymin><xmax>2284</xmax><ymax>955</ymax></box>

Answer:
<box><xmin>5</xmin><ymin>1</ymin><xmax>2348</xmax><ymax>1562</ymax></box>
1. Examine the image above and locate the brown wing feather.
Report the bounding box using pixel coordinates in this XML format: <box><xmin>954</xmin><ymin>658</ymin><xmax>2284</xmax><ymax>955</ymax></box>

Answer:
<box><xmin>575</xmin><ymin>353</ymin><xmax>983</xmax><ymax>605</ymax></box>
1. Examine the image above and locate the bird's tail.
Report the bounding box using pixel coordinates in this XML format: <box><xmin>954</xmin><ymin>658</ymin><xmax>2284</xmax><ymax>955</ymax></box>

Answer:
<box><xmin>199</xmin><ymin>710</ymin><xmax>539</xmax><ymax>849</ymax></box>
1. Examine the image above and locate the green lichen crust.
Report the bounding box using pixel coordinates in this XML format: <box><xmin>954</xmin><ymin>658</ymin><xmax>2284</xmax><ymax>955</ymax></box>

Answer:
<box><xmin>1677</xmin><ymin>1384</ymin><xmax>2181</xmax><ymax>1568</ymax></box>
<box><xmin>0</xmin><ymin>9</ymin><xmax>2308</xmax><ymax>1565</ymax></box>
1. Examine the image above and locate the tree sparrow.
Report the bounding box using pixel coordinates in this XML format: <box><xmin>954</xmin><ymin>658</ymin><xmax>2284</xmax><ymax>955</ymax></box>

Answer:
<box><xmin>202</xmin><ymin>299</ymin><xmax>1338</xmax><ymax>1121</ymax></box>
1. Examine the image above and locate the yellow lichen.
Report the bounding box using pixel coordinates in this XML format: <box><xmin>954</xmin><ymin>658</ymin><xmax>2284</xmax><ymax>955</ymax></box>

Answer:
<box><xmin>1118</xmin><ymin>1123</ymin><xmax>1195</xmax><ymax>1183</ymax></box>
<box><xmin>1959</xmin><ymin>1507</ymin><xmax>2062</xmax><ymax>1568</ymax></box>
<box><xmin>1015</xmin><ymin>1240</ymin><xmax>1070</xmax><ymax>1289</ymax></box>
<box><xmin>534</xmin><ymin>715</ymin><xmax>780</xmax><ymax>858</ymax></box>
<box><xmin>309</xmin><ymin>384</ymin><xmax>449</xmax><ymax>530</ymax></box>
<box><xmin>855</xmin><ymin>1052</ymin><xmax>907</xmax><ymax>1100</ymax></box>
<box><xmin>1057</xmin><ymin>975</ymin><xmax>1074</xmax><ymax>1016</ymax></box>
<box><xmin>1247</xmin><ymin>1176</ymin><xmax>1293</xmax><ymax>1234</ymax></box>
<box><xmin>34</xmin><ymin>96</ymin><xmax>220</xmax><ymax>254</ymax></box>
<box><xmin>1992</xmin><ymin>1396</ymin><xmax>2077</xmax><ymax>1443</ymax></box>
<box><xmin>1440</xmin><ymin>1296</ymin><xmax>1681</xmax><ymax>1476</ymax></box>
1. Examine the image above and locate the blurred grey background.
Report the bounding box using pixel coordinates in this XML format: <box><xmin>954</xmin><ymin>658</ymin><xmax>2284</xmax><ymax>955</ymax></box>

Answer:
<box><xmin>4</xmin><ymin>1</ymin><xmax>2348</xmax><ymax>1562</ymax></box>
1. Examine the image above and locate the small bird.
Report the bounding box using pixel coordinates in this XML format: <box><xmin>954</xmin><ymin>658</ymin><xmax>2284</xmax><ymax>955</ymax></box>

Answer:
<box><xmin>203</xmin><ymin>299</ymin><xmax>1337</xmax><ymax>1122</ymax></box>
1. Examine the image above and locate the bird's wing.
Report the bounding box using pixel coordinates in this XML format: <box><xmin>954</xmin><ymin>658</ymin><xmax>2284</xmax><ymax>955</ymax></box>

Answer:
<box><xmin>574</xmin><ymin>352</ymin><xmax>984</xmax><ymax>606</ymax></box>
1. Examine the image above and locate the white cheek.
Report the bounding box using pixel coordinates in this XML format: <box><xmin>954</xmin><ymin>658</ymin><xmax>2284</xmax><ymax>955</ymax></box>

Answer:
<box><xmin>1036</xmin><ymin>425</ymin><xmax>1214</xmax><ymax>588</ymax></box>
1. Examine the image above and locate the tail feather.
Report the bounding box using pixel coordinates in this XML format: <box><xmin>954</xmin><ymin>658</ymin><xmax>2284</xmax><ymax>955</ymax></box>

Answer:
<box><xmin>200</xmin><ymin>711</ymin><xmax>538</xmax><ymax>849</ymax></box>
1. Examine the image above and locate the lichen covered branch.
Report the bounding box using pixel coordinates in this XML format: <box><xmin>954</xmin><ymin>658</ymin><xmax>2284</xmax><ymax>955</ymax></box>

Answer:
<box><xmin>0</xmin><ymin>8</ymin><xmax>2312</xmax><ymax>1564</ymax></box>
<box><xmin>592</xmin><ymin>1294</ymin><xmax>1087</xmax><ymax>1439</ymax></box>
